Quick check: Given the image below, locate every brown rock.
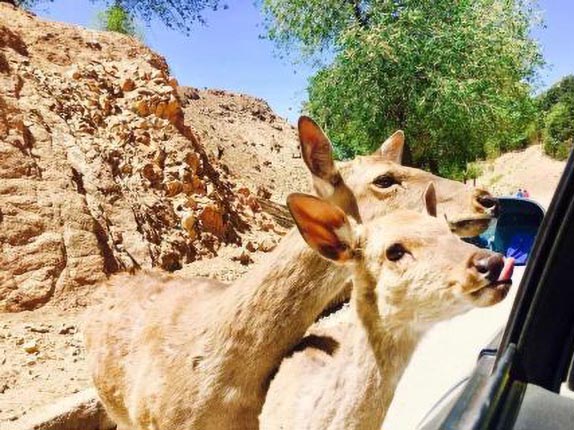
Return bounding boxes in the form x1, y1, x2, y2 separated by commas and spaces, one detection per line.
245, 241, 257, 252
168, 77, 179, 89
181, 213, 197, 240
0, 3, 254, 312
122, 78, 136, 92
184, 152, 201, 172
23, 340, 39, 354
246, 195, 261, 212
257, 185, 272, 200
231, 248, 253, 266
260, 220, 275, 232
185, 196, 198, 210
133, 99, 151, 117
141, 163, 163, 185
165, 180, 183, 197
258, 238, 277, 252
199, 205, 225, 238
237, 187, 250, 197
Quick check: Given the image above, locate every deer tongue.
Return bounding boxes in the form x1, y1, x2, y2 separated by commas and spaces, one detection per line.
498, 257, 515, 282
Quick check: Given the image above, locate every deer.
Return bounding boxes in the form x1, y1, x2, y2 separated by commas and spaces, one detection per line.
83, 118, 498, 430
260, 189, 513, 430
294, 117, 498, 311
259, 118, 504, 429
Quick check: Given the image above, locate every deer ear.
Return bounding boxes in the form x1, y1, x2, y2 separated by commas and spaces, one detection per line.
287, 193, 355, 263
298, 116, 339, 188
423, 182, 437, 217
377, 130, 404, 164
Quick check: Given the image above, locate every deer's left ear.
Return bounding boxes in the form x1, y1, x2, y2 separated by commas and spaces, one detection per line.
377, 130, 404, 164
287, 193, 355, 263
423, 182, 437, 217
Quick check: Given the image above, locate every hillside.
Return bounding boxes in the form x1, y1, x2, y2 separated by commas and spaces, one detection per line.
0, 3, 302, 313
0, 4, 302, 422
476, 144, 565, 208
180, 87, 308, 204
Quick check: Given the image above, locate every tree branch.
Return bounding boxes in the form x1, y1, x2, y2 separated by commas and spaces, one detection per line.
345, 0, 369, 28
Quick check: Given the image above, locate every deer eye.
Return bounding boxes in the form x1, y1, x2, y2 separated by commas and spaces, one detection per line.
373, 174, 399, 189
386, 243, 408, 262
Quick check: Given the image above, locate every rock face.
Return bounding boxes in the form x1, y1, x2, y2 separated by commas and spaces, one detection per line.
180, 87, 309, 204
0, 4, 284, 311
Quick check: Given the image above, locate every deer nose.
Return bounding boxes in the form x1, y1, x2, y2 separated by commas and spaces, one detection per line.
471, 251, 504, 282
474, 191, 499, 216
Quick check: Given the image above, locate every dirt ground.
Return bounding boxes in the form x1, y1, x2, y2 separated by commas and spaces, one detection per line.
475, 144, 566, 208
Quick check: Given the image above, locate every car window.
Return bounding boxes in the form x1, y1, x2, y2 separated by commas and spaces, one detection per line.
464, 197, 545, 266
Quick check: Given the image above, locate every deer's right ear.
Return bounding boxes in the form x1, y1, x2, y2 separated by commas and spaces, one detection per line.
287, 193, 355, 263
298, 116, 340, 189
377, 130, 405, 164
423, 182, 437, 217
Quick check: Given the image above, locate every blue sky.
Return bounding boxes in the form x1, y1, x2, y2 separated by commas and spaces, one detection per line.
32, 0, 574, 123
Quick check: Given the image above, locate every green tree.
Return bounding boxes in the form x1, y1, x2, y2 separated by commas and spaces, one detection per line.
543, 101, 574, 160
263, 0, 543, 177
97, 3, 138, 36
538, 75, 574, 111
11, 0, 223, 34
537, 75, 574, 159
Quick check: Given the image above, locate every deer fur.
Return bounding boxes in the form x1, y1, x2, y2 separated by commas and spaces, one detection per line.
262, 190, 511, 430
83, 230, 355, 430
84, 118, 498, 430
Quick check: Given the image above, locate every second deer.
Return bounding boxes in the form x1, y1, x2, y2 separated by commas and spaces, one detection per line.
271, 188, 514, 430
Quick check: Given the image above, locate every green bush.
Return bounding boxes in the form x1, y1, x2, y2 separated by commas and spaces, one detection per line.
97, 4, 137, 36
543, 102, 574, 160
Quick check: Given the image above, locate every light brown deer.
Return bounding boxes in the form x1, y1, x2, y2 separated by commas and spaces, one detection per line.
83, 118, 498, 430
260, 118, 501, 430
261, 189, 513, 430
83, 207, 363, 429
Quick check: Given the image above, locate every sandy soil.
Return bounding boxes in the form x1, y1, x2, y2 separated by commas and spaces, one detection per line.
0, 308, 87, 424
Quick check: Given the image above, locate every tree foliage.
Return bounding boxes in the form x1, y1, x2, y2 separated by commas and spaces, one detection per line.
103, 0, 223, 33
13, 0, 223, 34
539, 76, 574, 160
97, 4, 138, 36
263, 0, 543, 177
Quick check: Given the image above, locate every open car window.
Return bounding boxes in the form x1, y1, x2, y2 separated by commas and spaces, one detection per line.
463, 198, 545, 266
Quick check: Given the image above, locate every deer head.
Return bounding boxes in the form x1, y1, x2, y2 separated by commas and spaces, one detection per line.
298, 116, 498, 237
287, 185, 514, 331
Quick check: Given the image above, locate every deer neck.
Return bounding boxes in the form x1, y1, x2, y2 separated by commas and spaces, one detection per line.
216, 228, 349, 389
340, 268, 425, 427
301, 300, 421, 430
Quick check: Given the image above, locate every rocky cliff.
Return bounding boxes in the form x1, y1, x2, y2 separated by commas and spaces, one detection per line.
0, 3, 299, 311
